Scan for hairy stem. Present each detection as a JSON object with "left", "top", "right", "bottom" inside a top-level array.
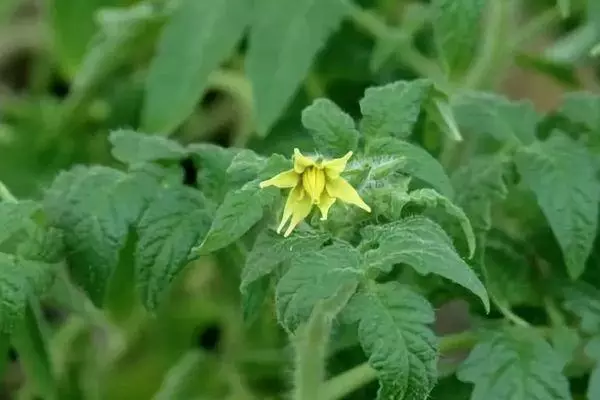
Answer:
[{"left": 293, "top": 283, "right": 357, "bottom": 400}]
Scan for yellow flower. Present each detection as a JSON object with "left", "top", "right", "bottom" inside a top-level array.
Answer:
[{"left": 259, "top": 149, "right": 371, "bottom": 237}]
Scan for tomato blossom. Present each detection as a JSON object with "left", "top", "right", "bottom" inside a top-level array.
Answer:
[{"left": 259, "top": 149, "right": 371, "bottom": 237}]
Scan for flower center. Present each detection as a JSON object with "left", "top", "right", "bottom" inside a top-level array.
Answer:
[{"left": 302, "top": 166, "right": 325, "bottom": 203}]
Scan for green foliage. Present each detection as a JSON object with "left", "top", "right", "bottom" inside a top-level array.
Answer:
[
  {"left": 142, "top": 0, "right": 250, "bottom": 134},
  {"left": 247, "top": 0, "right": 348, "bottom": 135},
  {"left": 432, "top": 0, "right": 486, "bottom": 76},
  {"left": 301, "top": 98, "right": 360, "bottom": 156},
  {"left": 343, "top": 282, "right": 437, "bottom": 400},
  {"left": 360, "top": 217, "right": 489, "bottom": 311},
  {"left": 515, "top": 133, "right": 600, "bottom": 279},
  {"left": 4, "top": 0, "right": 600, "bottom": 398},
  {"left": 457, "top": 328, "right": 571, "bottom": 400}
]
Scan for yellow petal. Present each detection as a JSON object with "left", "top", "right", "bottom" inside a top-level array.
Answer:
[
  {"left": 293, "top": 148, "right": 315, "bottom": 173},
  {"left": 259, "top": 169, "right": 300, "bottom": 188},
  {"left": 317, "top": 192, "right": 336, "bottom": 220},
  {"left": 302, "top": 167, "right": 326, "bottom": 203},
  {"left": 322, "top": 151, "right": 353, "bottom": 179},
  {"left": 326, "top": 177, "right": 371, "bottom": 212},
  {"left": 277, "top": 185, "right": 304, "bottom": 234},
  {"left": 284, "top": 192, "right": 313, "bottom": 237}
]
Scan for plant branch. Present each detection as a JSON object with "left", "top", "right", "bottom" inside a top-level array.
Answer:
[{"left": 323, "top": 330, "right": 479, "bottom": 400}]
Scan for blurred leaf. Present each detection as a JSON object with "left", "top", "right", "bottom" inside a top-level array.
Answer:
[
  {"left": 241, "top": 276, "right": 271, "bottom": 326},
  {"left": 109, "top": 129, "right": 186, "bottom": 165},
  {"left": 366, "top": 137, "right": 454, "bottom": 197},
  {"left": 193, "top": 180, "right": 277, "bottom": 255},
  {"left": 550, "top": 326, "right": 579, "bottom": 368},
  {"left": 153, "top": 350, "right": 206, "bottom": 400},
  {"left": 483, "top": 234, "right": 539, "bottom": 307},
  {"left": 63, "top": 2, "right": 166, "bottom": 129},
  {"left": 558, "top": 91, "right": 600, "bottom": 132},
  {"left": 515, "top": 133, "right": 600, "bottom": 279},
  {"left": 241, "top": 229, "right": 329, "bottom": 294},
  {"left": 515, "top": 53, "right": 579, "bottom": 87},
  {"left": 12, "top": 302, "right": 57, "bottom": 399},
  {"left": 563, "top": 283, "right": 600, "bottom": 334},
  {"left": 275, "top": 241, "right": 361, "bottom": 332},
  {"left": 136, "top": 186, "right": 213, "bottom": 311},
  {"left": 142, "top": 0, "right": 250, "bottom": 134},
  {"left": 432, "top": 0, "right": 486, "bottom": 76},
  {"left": 585, "top": 336, "right": 600, "bottom": 400},
  {"left": 361, "top": 216, "right": 489, "bottom": 311},
  {"left": 50, "top": 0, "right": 123, "bottom": 75},
  {"left": 557, "top": 0, "right": 571, "bottom": 18},
  {"left": 453, "top": 91, "right": 538, "bottom": 146},
  {"left": 247, "top": 0, "right": 347, "bottom": 135},
  {"left": 359, "top": 79, "right": 432, "bottom": 139},
  {"left": 457, "top": 328, "right": 571, "bottom": 400},
  {"left": 301, "top": 98, "right": 360, "bottom": 157},
  {"left": 0, "top": 200, "right": 39, "bottom": 246},
  {"left": 43, "top": 166, "right": 160, "bottom": 305},
  {"left": 342, "top": 282, "right": 437, "bottom": 400},
  {"left": 451, "top": 155, "right": 509, "bottom": 231}
]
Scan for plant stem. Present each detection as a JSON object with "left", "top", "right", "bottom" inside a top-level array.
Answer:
[
  {"left": 293, "top": 284, "right": 357, "bottom": 400},
  {"left": 463, "top": 0, "right": 513, "bottom": 90},
  {"left": 323, "top": 330, "right": 478, "bottom": 400},
  {"left": 345, "top": 1, "right": 446, "bottom": 86}
]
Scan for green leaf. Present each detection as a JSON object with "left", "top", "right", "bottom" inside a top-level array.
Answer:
[
  {"left": 483, "top": 234, "right": 539, "bottom": 307},
  {"left": 343, "top": 282, "right": 437, "bottom": 400},
  {"left": 194, "top": 180, "right": 277, "bottom": 255},
  {"left": 432, "top": 0, "right": 486, "bottom": 75},
  {"left": 241, "top": 229, "right": 329, "bottom": 293},
  {"left": 43, "top": 166, "right": 160, "bottom": 305},
  {"left": 247, "top": 0, "right": 348, "bottom": 135},
  {"left": 451, "top": 155, "right": 509, "bottom": 231},
  {"left": 153, "top": 351, "right": 206, "bottom": 400},
  {"left": 563, "top": 283, "right": 600, "bottom": 334},
  {"left": 136, "top": 186, "right": 213, "bottom": 311},
  {"left": 361, "top": 216, "right": 489, "bottom": 311},
  {"left": 0, "top": 253, "right": 57, "bottom": 335},
  {"left": 453, "top": 91, "right": 538, "bottom": 145},
  {"left": 227, "top": 150, "right": 267, "bottom": 186},
  {"left": 301, "top": 98, "right": 360, "bottom": 156},
  {"left": 557, "top": 0, "right": 571, "bottom": 18},
  {"left": 0, "top": 200, "right": 39, "bottom": 246},
  {"left": 50, "top": 0, "right": 122, "bottom": 75},
  {"left": 11, "top": 302, "right": 57, "bottom": 399},
  {"left": 69, "top": 3, "right": 165, "bottom": 113},
  {"left": 188, "top": 144, "right": 240, "bottom": 200},
  {"left": 550, "top": 326, "right": 580, "bottom": 368},
  {"left": 457, "top": 328, "right": 571, "bottom": 400},
  {"left": 142, "top": 0, "right": 250, "bottom": 134},
  {"left": 366, "top": 137, "right": 454, "bottom": 197},
  {"left": 585, "top": 336, "right": 600, "bottom": 400},
  {"left": 359, "top": 79, "right": 432, "bottom": 139},
  {"left": 276, "top": 242, "right": 362, "bottom": 332},
  {"left": 109, "top": 129, "right": 186, "bottom": 165},
  {"left": 515, "top": 133, "right": 600, "bottom": 279},
  {"left": 389, "top": 188, "right": 475, "bottom": 258},
  {"left": 241, "top": 276, "right": 272, "bottom": 326},
  {"left": 558, "top": 91, "right": 600, "bottom": 132}
]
